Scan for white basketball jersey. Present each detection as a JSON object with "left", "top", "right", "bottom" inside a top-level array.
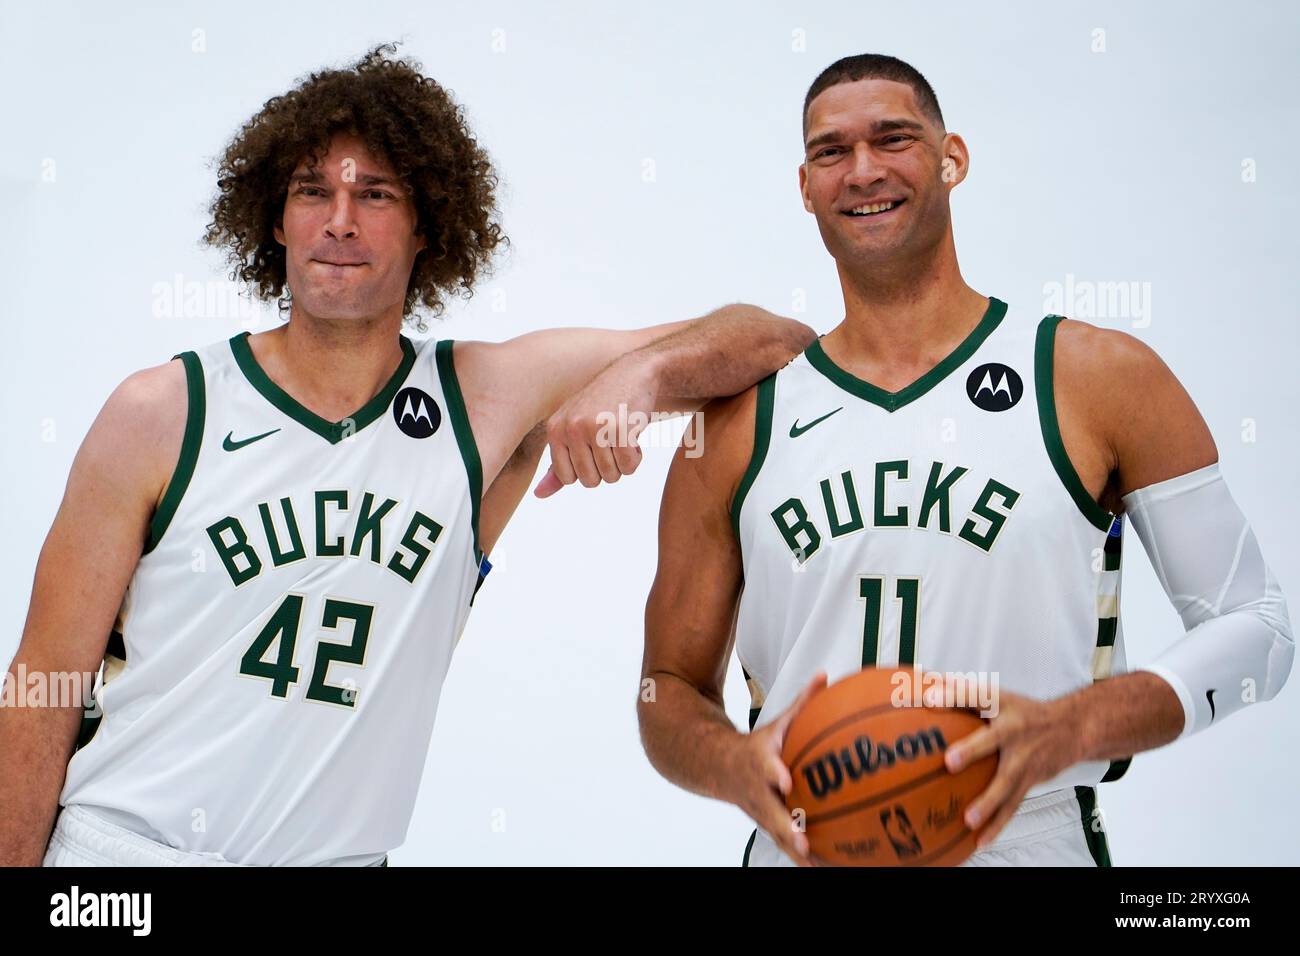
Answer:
[
  {"left": 60, "top": 331, "right": 485, "bottom": 865},
  {"left": 733, "top": 298, "right": 1128, "bottom": 865}
]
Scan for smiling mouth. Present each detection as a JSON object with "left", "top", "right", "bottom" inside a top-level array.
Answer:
[{"left": 842, "top": 199, "right": 905, "bottom": 218}]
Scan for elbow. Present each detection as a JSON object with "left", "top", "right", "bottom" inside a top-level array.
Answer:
[
  {"left": 1262, "top": 620, "right": 1294, "bottom": 702},
  {"left": 634, "top": 686, "right": 666, "bottom": 770},
  {"left": 634, "top": 670, "right": 659, "bottom": 748},
  {"left": 1254, "top": 575, "right": 1294, "bottom": 701},
  {"left": 758, "top": 313, "right": 816, "bottom": 370},
  {"left": 718, "top": 303, "right": 817, "bottom": 357},
  {"left": 773, "top": 315, "right": 818, "bottom": 357}
]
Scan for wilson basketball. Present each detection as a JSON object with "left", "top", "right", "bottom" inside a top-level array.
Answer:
[{"left": 782, "top": 667, "right": 997, "bottom": 866}]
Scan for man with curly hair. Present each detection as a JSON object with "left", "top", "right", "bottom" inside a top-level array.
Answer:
[{"left": 0, "top": 45, "right": 814, "bottom": 867}]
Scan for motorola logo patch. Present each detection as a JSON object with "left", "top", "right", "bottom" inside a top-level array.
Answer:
[
  {"left": 966, "top": 363, "right": 1023, "bottom": 412},
  {"left": 392, "top": 387, "right": 441, "bottom": 439}
]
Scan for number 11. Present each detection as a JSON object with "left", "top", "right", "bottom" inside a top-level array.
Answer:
[{"left": 858, "top": 575, "right": 920, "bottom": 667}]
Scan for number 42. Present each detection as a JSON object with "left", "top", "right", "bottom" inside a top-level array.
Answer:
[{"left": 239, "top": 594, "right": 373, "bottom": 707}]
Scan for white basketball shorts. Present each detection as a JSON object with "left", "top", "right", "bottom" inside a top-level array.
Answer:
[
  {"left": 43, "top": 805, "right": 389, "bottom": 867},
  {"left": 743, "top": 786, "right": 1112, "bottom": 867}
]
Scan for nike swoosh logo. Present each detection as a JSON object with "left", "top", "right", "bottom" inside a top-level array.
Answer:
[
  {"left": 1206, "top": 689, "right": 1216, "bottom": 720},
  {"left": 223, "top": 428, "right": 281, "bottom": 451},
  {"left": 789, "top": 407, "right": 844, "bottom": 438}
]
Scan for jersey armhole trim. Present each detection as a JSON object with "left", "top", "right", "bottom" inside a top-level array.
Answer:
[
  {"left": 144, "top": 351, "right": 205, "bottom": 555},
  {"left": 1034, "top": 316, "right": 1115, "bottom": 533},
  {"left": 729, "top": 374, "right": 776, "bottom": 541},
  {"left": 434, "top": 339, "right": 484, "bottom": 565}
]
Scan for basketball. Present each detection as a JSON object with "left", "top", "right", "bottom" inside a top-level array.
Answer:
[{"left": 782, "top": 667, "right": 998, "bottom": 866}]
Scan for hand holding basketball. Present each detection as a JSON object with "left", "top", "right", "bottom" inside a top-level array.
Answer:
[
  {"left": 721, "top": 672, "right": 828, "bottom": 866},
  {"left": 945, "top": 688, "right": 1086, "bottom": 850},
  {"left": 782, "top": 668, "right": 999, "bottom": 866}
]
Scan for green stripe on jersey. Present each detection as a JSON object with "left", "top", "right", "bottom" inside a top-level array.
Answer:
[
  {"left": 145, "top": 351, "right": 206, "bottom": 554},
  {"left": 730, "top": 374, "right": 777, "bottom": 541},
  {"left": 229, "top": 332, "right": 415, "bottom": 445},
  {"left": 434, "top": 340, "right": 484, "bottom": 564},
  {"left": 1033, "top": 316, "right": 1115, "bottom": 532}
]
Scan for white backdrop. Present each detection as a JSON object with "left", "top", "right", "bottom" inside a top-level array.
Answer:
[{"left": 2, "top": 0, "right": 1297, "bottom": 865}]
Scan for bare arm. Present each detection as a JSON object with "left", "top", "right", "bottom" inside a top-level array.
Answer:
[
  {"left": 478, "top": 422, "right": 547, "bottom": 556},
  {"left": 639, "top": 392, "right": 750, "bottom": 798},
  {"left": 1056, "top": 320, "right": 1219, "bottom": 753},
  {"left": 1055, "top": 318, "right": 1219, "bottom": 507},
  {"left": 0, "top": 362, "right": 183, "bottom": 865},
  {"left": 637, "top": 390, "right": 822, "bottom": 865},
  {"left": 453, "top": 304, "right": 816, "bottom": 494},
  {"left": 949, "top": 323, "right": 1255, "bottom": 846}
]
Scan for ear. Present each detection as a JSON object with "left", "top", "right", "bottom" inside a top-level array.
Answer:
[
  {"left": 798, "top": 161, "right": 814, "bottom": 213},
  {"left": 273, "top": 218, "right": 286, "bottom": 247},
  {"left": 939, "top": 132, "right": 970, "bottom": 190}
]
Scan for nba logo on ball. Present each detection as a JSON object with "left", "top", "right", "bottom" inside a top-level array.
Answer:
[{"left": 393, "top": 387, "right": 441, "bottom": 439}]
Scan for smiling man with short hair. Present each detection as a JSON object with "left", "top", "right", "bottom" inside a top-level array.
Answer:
[{"left": 638, "top": 53, "right": 1293, "bottom": 867}]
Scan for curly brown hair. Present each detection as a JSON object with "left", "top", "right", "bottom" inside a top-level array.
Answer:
[{"left": 203, "top": 42, "right": 506, "bottom": 329}]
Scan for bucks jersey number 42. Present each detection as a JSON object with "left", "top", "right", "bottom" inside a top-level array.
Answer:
[{"left": 239, "top": 594, "right": 373, "bottom": 707}]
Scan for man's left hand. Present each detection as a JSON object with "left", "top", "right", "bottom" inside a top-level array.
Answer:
[
  {"left": 533, "top": 354, "right": 659, "bottom": 497},
  {"left": 944, "top": 690, "right": 1085, "bottom": 850}
]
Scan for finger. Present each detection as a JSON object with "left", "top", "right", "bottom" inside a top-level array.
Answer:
[
  {"left": 757, "top": 796, "right": 811, "bottom": 866},
  {"left": 567, "top": 442, "right": 602, "bottom": 489},
  {"left": 774, "top": 672, "right": 828, "bottom": 734},
  {"left": 973, "top": 785, "right": 1027, "bottom": 851},
  {"left": 533, "top": 466, "right": 563, "bottom": 498},
  {"left": 611, "top": 441, "right": 643, "bottom": 477},
  {"left": 589, "top": 441, "right": 622, "bottom": 484},
  {"left": 964, "top": 761, "right": 1021, "bottom": 833},
  {"left": 765, "top": 752, "right": 793, "bottom": 798},
  {"left": 547, "top": 437, "right": 577, "bottom": 489},
  {"left": 946, "top": 723, "right": 998, "bottom": 772}
]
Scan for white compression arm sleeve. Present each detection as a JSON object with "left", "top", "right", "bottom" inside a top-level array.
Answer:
[{"left": 1122, "top": 462, "right": 1294, "bottom": 737}]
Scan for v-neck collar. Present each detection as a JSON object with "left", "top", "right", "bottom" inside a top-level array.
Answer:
[
  {"left": 229, "top": 331, "right": 417, "bottom": 444},
  {"left": 805, "top": 296, "right": 1007, "bottom": 413}
]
